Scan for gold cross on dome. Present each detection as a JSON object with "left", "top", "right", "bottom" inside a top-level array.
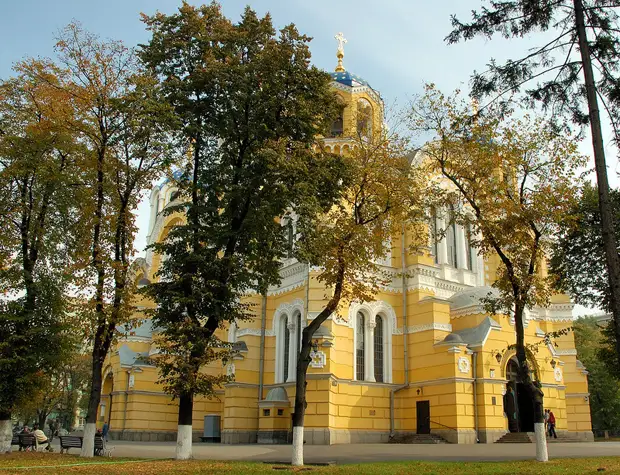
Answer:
[
  {"left": 335, "top": 32, "right": 347, "bottom": 53},
  {"left": 334, "top": 32, "right": 347, "bottom": 72}
]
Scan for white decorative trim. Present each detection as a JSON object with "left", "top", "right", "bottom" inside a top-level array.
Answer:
[
  {"left": 458, "top": 356, "right": 471, "bottom": 373},
  {"left": 273, "top": 299, "right": 306, "bottom": 384},
  {"left": 273, "top": 299, "right": 305, "bottom": 333},
  {"left": 448, "top": 346, "right": 461, "bottom": 354},
  {"left": 547, "top": 342, "right": 578, "bottom": 357},
  {"left": 348, "top": 301, "right": 395, "bottom": 383},
  {"left": 405, "top": 323, "right": 452, "bottom": 334},
  {"left": 268, "top": 263, "right": 307, "bottom": 296},
  {"left": 347, "top": 301, "right": 397, "bottom": 334},
  {"left": 237, "top": 328, "right": 275, "bottom": 337}
]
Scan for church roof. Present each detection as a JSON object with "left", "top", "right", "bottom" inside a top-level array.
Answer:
[
  {"left": 437, "top": 316, "right": 502, "bottom": 348},
  {"left": 118, "top": 344, "right": 153, "bottom": 367},
  {"left": 330, "top": 70, "right": 373, "bottom": 88},
  {"left": 448, "top": 286, "right": 501, "bottom": 311}
]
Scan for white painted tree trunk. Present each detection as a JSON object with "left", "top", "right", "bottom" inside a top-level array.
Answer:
[
  {"left": 176, "top": 424, "right": 192, "bottom": 460},
  {"left": 0, "top": 419, "right": 12, "bottom": 453},
  {"left": 80, "top": 422, "right": 97, "bottom": 457},
  {"left": 291, "top": 426, "right": 304, "bottom": 466},
  {"left": 534, "top": 422, "right": 549, "bottom": 462}
]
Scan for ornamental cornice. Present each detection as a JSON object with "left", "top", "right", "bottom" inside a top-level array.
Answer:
[
  {"left": 450, "top": 304, "right": 487, "bottom": 319},
  {"left": 330, "top": 80, "right": 383, "bottom": 105},
  {"left": 236, "top": 328, "right": 276, "bottom": 338},
  {"left": 405, "top": 323, "right": 452, "bottom": 334}
]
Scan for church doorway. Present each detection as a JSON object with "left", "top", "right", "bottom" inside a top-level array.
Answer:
[{"left": 504, "top": 358, "right": 535, "bottom": 433}]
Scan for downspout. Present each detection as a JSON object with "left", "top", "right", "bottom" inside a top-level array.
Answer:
[
  {"left": 390, "top": 222, "right": 410, "bottom": 438},
  {"left": 258, "top": 292, "right": 267, "bottom": 402},
  {"left": 122, "top": 370, "right": 130, "bottom": 439},
  {"left": 472, "top": 350, "right": 480, "bottom": 443}
]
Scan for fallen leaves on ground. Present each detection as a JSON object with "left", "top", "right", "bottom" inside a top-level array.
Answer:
[{"left": 1, "top": 453, "right": 620, "bottom": 474}]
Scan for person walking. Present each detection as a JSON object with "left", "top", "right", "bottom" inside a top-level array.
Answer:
[
  {"left": 548, "top": 410, "right": 558, "bottom": 439},
  {"left": 544, "top": 409, "right": 550, "bottom": 434},
  {"left": 102, "top": 421, "right": 109, "bottom": 442}
]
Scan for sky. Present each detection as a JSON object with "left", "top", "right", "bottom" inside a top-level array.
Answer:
[{"left": 0, "top": 0, "right": 613, "bottom": 316}]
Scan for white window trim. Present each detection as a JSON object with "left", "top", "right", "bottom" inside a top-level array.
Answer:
[
  {"left": 351, "top": 304, "right": 393, "bottom": 384},
  {"left": 274, "top": 301, "right": 305, "bottom": 384}
]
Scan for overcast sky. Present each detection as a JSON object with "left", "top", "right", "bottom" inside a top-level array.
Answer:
[{"left": 1, "top": 1, "right": 612, "bottom": 316}]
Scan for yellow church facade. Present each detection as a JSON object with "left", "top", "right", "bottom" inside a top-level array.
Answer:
[{"left": 99, "top": 43, "right": 593, "bottom": 445}]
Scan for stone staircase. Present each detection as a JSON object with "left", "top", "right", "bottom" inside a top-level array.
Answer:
[
  {"left": 389, "top": 433, "right": 449, "bottom": 444},
  {"left": 496, "top": 432, "right": 584, "bottom": 443},
  {"left": 496, "top": 432, "right": 534, "bottom": 443}
]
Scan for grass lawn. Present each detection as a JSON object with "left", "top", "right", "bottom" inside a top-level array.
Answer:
[{"left": 2, "top": 453, "right": 620, "bottom": 474}]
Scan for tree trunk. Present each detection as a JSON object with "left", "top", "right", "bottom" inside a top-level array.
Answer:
[
  {"left": 292, "top": 251, "right": 345, "bottom": 466},
  {"left": 176, "top": 393, "right": 193, "bottom": 460},
  {"left": 574, "top": 0, "right": 620, "bottom": 375},
  {"left": 81, "top": 348, "right": 104, "bottom": 457},
  {"left": 0, "top": 411, "right": 11, "bottom": 454},
  {"left": 514, "top": 302, "right": 548, "bottom": 462},
  {"left": 38, "top": 410, "right": 47, "bottom": 429}
]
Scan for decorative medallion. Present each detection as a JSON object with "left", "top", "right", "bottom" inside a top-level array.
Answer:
[
  {"left": 457, "top": 356, "right": 471, "bottom": 374},
  {"left": 554, "top": 367, "right": 563, "bottom": 382},
  {"left": 310, "top": 351, "right": 326, "bottom": 369}
]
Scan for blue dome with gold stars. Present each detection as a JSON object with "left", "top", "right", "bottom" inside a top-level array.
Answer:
[{"left": 330, "top": 70, "right": 372, "bottom": 89}]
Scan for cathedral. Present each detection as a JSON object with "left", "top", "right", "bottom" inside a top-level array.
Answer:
[{"left": 99, "top": 36, "right": 593, "bottom": 445}]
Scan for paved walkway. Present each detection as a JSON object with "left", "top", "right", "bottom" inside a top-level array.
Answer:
[{"left": 60, "top": 440, "right": 620, "bottom": 464}]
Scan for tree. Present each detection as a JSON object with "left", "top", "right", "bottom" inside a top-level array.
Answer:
[
  {"left": 290, "top": 129, "right": 425, "bottom": 465},
  {"left": 140, "top": 3, "right": 344, "bottom": 460},
  {"left": 446, "top": 0, "right": 620, "bottom": 378},
  {"left": 551, "top": 184, "right": 620, "bottom": 312},
  {"left": 0, "top": 64, "right": 79, "bottom": 453},
  {"left": 27, "top": 24, "right": 176, "bottom": 457},
  {"left": 12, "top": 351, "right": 91, "bottom": 430},
  {"left": 573, "top": 317, "right": 620, "bottom": 432},
  {"left": 551, "top": 185, "right": 620, "bottom": 376},
  {"left": 410, "top": 85, "right": 585, "bottom": 461}
]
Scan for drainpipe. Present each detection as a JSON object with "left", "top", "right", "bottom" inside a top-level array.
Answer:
[
  {"left": 472, "top": 350, "right": 480, "bottom": 443},
  {"left": 390, "top": 222, "right": 410, "bottom": 438},
  {"left": 122, "top": 370, "right": 130, "bottom": 439},
  {"left": 258, "top": 292, "right": 267, "bottom": 402}
]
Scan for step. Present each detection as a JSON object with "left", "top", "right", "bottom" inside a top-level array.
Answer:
[{"left": 496, "top": 433, "right": 585, "bottom": 443}]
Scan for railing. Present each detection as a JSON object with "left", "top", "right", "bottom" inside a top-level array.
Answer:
[{"left": 428, "top": 418, "right": 458, "bottom": 432}]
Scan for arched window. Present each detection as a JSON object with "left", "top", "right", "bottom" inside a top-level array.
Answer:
[
  {"left": 356, "top": 312, "right": 365, "bottom": 381},
  {"left": 446, "top": 208, "right": 458, "bottom": 267},
  {"left": 228, "top": 321, "right": 237, "bottom": 343},
  {"left": 296, "top": 312, "right": 302, "bottom": 356},
  {"left": 374, "top": 316, "right": 384, "bottom": 383},
  {"left": 430, "top": 207, "right": 439, "bottom": 264},
  {"left": 283, "top": 317, "right": 290, "bottom": 383},
  {"left": 170, "top": 190, "right": 181, "bottom": 202},
  {"left": 331, "top": 95, "right": 345, "bottom": 137},
  {"left": 357, "top": 99, "right": 373, "bottom": 140}
]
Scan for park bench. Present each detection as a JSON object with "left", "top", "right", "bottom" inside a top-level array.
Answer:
[
  {"left": 17, "top": 434, "right": 38, "bottom": 451},
  {"left": 11, "top": 435, "right": 19, "bottom": 448},
  {"left": 59, "top": 435, "right": 108, "bottom": 456}
]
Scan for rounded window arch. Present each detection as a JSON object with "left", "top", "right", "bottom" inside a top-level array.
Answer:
[
  {"left": 330, "top": 94, "right": 346, "bottom": 137},
  {"left": 355, "top": 311, "right": 366, "bottom": 381},
  {"left": 357, "top": 98, "right": 373, "bottom": 140}
]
